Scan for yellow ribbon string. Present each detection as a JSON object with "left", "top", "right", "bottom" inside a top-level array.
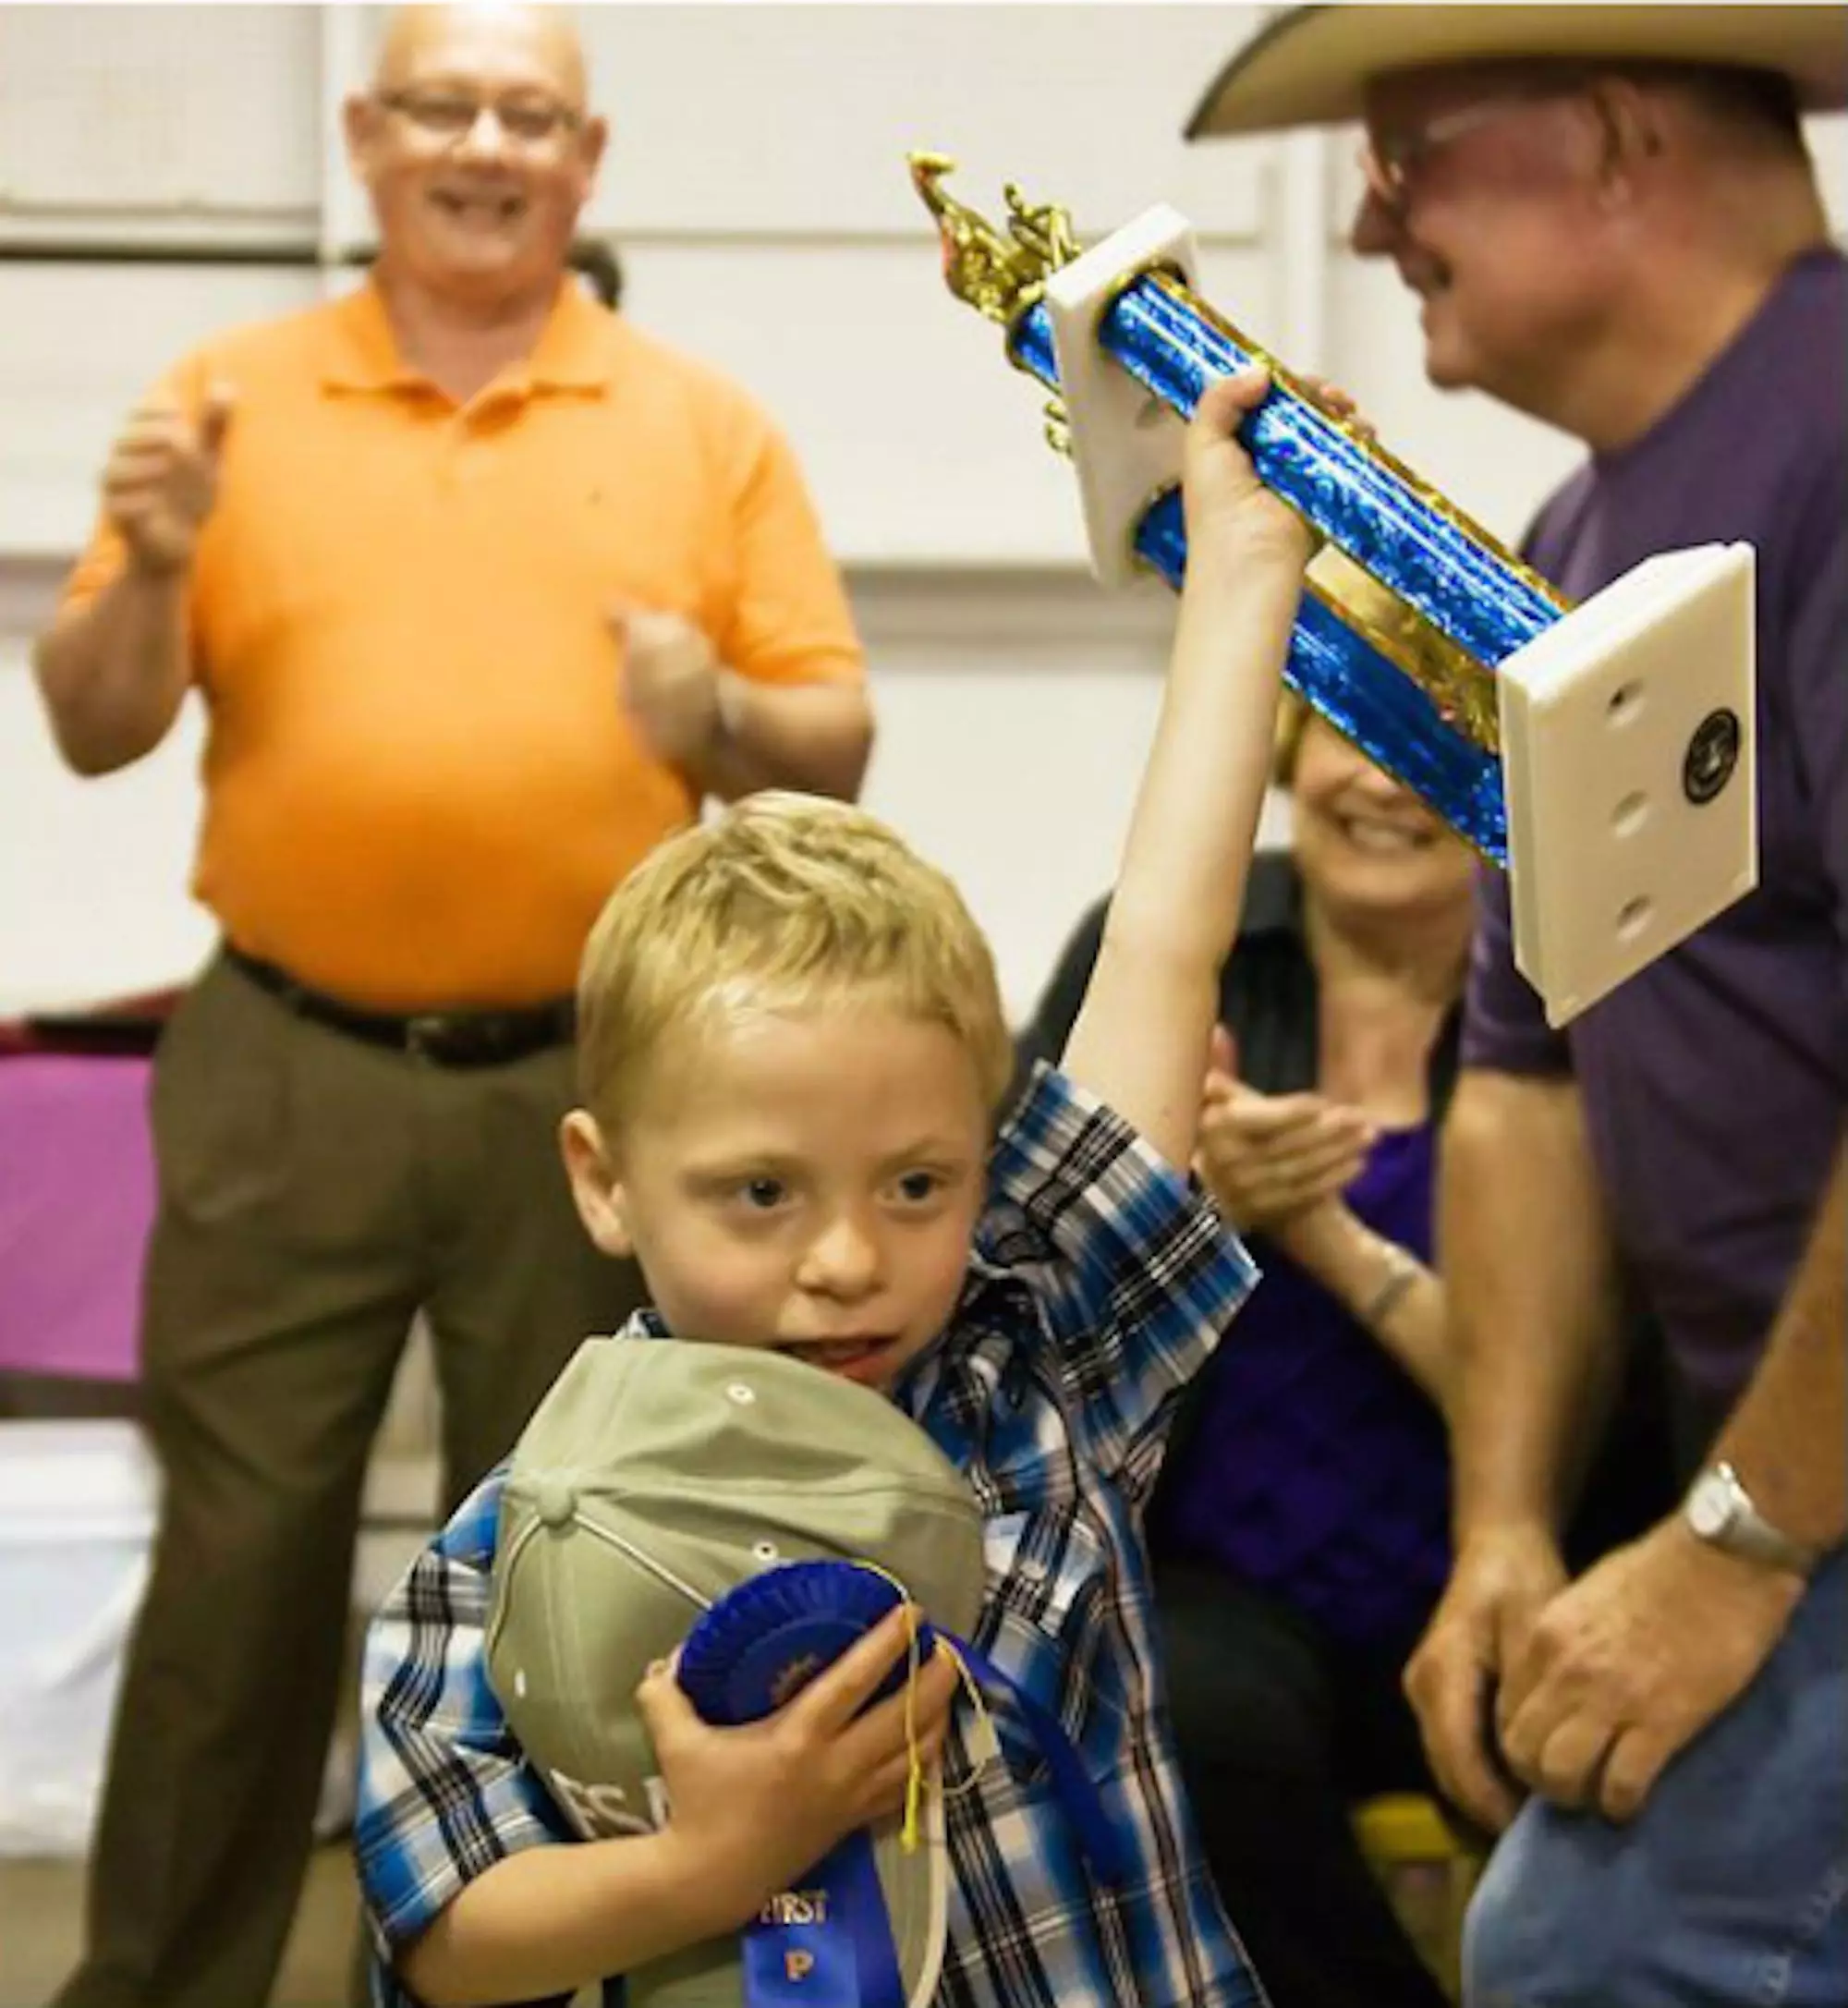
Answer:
[
  {"left": 899, "top": 1600, "right": 924, "bottom": 1850},
  {"left": 849, "top": 1560, "right": 1000, "bottom": 1851}
]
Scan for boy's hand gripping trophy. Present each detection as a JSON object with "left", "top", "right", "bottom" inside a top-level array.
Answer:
[{"left": 911, "top": 153, "right": 1757, "bottom": 1027}]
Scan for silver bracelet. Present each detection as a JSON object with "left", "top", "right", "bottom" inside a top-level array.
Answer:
[{"left": 1361, "top": 1240, "right": 1421, "bottom": 1327}]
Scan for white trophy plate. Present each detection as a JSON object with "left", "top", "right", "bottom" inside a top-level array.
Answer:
[{"left": 1499, "top": 542, "right": 1757, "bottom": 1025}]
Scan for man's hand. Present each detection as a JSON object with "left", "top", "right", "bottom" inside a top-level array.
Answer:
[
  {"left": 638, "top": 1605, "right": 959, "bottom": 1921},
  {"left": 103, "top": 381, "right": 234, "bottom": 578},
  {"left": 1404, "top": 1523, "right": 1566, "bottom": 1833},
  {"left": 613, "top": 602, "right": 727, "bottom": 785},
  {"left": 1495, "top": 1516, "right": 1804, "bottom": 1823}
]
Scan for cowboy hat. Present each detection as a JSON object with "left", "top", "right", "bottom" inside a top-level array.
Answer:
[{"left": 1185, "top": 4, "right": 1848, "bottom": 140}]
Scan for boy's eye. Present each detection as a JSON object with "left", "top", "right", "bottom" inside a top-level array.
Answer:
[
  {"left": 894, "top": 1169, "right": 942, "bottom": 1204},
  {"left": 740, "top": 1177, "right": 787, "bottom": 1211}
]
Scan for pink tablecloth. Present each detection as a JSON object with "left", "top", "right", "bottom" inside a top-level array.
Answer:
[{"left": 0, "top": 1054, "right": 155, "bottom": 1381}]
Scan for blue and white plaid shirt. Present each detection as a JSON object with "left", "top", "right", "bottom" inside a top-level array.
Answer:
[{"left": 358, "top": 1064, "right": 1268, "bottom": 2007}]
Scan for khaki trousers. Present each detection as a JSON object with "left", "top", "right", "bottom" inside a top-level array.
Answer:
[{"left": 54, "top": 953, "right": 644, "bottom": 2008}]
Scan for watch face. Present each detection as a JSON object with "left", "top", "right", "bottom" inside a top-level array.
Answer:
[{"left": 1687, "top": 1472, "right": 1735, "bottom": 1540}]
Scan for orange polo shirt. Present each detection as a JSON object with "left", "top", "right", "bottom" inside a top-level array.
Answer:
[{"left": 62, "top": 281, "right": 864, "bottom": 1009}]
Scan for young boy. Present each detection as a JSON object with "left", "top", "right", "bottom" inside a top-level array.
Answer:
[{"left": 357, "top": 368, "right": 1311, "bottom": 2006}]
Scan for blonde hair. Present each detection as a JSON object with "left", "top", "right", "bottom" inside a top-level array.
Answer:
[
  {"left": 1272, "top": 691, "right": 1310, "bottom": 786},
  {"left": 577, "top": 792, "right": 1013, "bottom": 1126}
]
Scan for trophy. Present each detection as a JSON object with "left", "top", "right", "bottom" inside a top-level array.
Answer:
[{"left": 910, "top": 153, "right": 1757, "bottom": 1027}]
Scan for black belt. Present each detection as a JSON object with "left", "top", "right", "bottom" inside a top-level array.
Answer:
[{"left": 225, "top": 946, "right": 575, "bottom": 1068}]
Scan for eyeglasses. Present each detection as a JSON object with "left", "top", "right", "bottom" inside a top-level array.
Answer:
[
  {"left": 378, "top": 87, "right": 583, "bottom": 148},
  {"left": 1356, "top": 91, "right": 1574, "bottom": 216}
]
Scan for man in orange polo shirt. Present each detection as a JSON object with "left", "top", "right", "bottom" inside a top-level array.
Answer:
[{"left": 31, "top": 8, "right": 870, "bottom": 2004}]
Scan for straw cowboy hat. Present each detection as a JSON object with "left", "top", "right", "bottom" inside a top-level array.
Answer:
[{"left": 1185, "top": 4, "right": 1848, "bottom": 139}]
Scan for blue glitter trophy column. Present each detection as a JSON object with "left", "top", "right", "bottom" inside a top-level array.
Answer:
[{"left": 910, "top": 153, "right": 1758, "bottom": 1026}]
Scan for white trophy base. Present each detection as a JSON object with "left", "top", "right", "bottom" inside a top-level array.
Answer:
[
  {"left": 1042, "top": 205, "right": 1198, "bottom": 589},
  {"left": 1499, "top": 542, "right": 1757, "bottom": 1027}
]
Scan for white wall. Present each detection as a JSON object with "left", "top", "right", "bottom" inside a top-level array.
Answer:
[{"left": 2, "top": 4, "right": 1842, "bottom": 1021}]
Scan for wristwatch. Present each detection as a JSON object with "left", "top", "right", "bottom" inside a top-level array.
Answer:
[{"left": 1683, "top": 1461, "right": 1821, "bottom": 1576}]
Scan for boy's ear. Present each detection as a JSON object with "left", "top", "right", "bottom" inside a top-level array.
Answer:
[{"left": 560, "top": 1108, "right": 635, "bottom": 1259}]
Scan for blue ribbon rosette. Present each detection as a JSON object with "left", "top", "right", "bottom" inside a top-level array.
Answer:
[{"left": 677, "top": 1560, "right": 1124, "bottom": 2008}]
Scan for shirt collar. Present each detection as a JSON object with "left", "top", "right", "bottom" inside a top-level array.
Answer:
[
  {"left": 321, "top": 274, "right": 616, "bottom": 396},
  {"left": 894, "top": 1260, "right": 1041, "bottom": 1418}
]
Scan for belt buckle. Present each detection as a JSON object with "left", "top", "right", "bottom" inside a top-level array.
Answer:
[{"left": 406, "top": 1014, "right": 461, "bottom": 1065}]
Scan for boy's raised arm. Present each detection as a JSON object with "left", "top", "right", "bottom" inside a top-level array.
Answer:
[{"left": 1060, "top": 371, "right": 1311, "bottom": 1170}]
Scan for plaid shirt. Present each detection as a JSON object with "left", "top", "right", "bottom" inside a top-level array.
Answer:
[{"left": 358, "top": 1065, "right": 1267, "bottom": 2007}]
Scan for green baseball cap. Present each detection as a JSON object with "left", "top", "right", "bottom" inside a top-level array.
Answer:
[{"left": 484, "top": 1334, "right": 986, "bottom": 2008}]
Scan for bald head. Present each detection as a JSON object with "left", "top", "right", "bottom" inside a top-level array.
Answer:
[
  {"left": 347, "top": 0, "right": 605, "bottom": 327},
  {"left": 373, "top": 4, "right": 589, "bottom": 110}
]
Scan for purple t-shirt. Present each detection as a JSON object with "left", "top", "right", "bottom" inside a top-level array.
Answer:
[{"left": 1464, "top": 249, "right": 1848, "bottom": 1422}]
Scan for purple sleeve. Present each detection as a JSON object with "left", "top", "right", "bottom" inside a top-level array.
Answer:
[{"left": 1458, "top": 864, "right": 1574, "bottom": 1077}]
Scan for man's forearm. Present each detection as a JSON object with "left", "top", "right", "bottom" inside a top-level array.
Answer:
[
  {"left": 1708, "top": 1136, "right": 1847, "bottom": 1553},
  {"left": 700, "top": 674, "right": 872, "bottom": 804},
  {"left": 1441, "top": 1069, "right": 1629, "bottom": 1541},
  {"left": 32, "top": 564, "right": 192, "bottom": 775}
]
